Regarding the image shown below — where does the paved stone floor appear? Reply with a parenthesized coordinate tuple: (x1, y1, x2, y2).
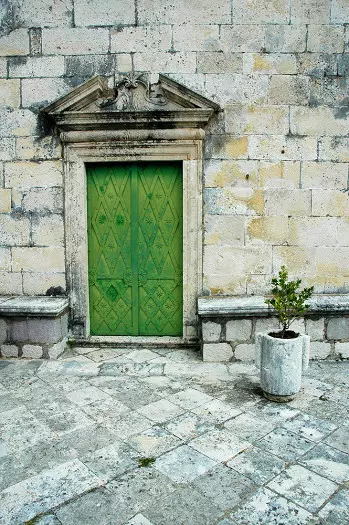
(0, 347, 348, 525)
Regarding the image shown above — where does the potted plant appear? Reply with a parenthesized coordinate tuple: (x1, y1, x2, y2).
(255, 266, 314, 402)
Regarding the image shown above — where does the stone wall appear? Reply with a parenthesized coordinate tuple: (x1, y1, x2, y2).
(202, 315, 349, 362)
(0, 0, 349, 300)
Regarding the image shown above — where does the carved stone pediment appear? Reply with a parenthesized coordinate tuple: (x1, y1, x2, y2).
(42, 73, 220, 136)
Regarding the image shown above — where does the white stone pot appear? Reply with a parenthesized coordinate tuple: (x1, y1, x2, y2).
(255, 332, 310, 402)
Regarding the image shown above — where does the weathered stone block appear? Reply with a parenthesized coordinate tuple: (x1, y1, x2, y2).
(61, 313, 68, 338)
(336, 218, 349, 246)
(29, 28, 42, 56)
(255, 317, 281, 334)
(265, 189, 311, 216)
(0, 29, 29, 57)
(312, 190, 349, 217)
(165, 73, 206, 96)
(291, 107, 349, 136)
(0, 272, 22, 295)
(202, 342, 233, 362)
(137, 0, 231, 24)
(27, 318, 64, 344)
(226, 319, 252, 342)
(12, 0, 72, 27)
(233, 0, 290, 23)
(16, 136, 61, 161)
(220, 25, 265, 52)
(21, 78, 70, 108)
(0, 248, 10, 271)
(306, 318, 325, 341)
(204, 215, 245, 246)
(310, 76, 349, 107)
(335, 341, 349, 358)
(115, 54, 133, 73)
(42, 28, 109, 55)
(204, 272, 247, 295)
(265, 25, 306, 52)
(205, 136, 248, 160)
(247, 274, 273, 296)
(65, 55, 115, 78)
(205, 74, 268, 105)
(111, 26, 171, 53)
(173, 25, 220, 52)
(0, 215, 30, 246)
(273, 246, 317, 276)
(301, 162, 348, 189)
(234, 343, 255, 361)
(10, 319, 28, 342)
(290, 318, 306, 334)
(0, 80, 20, 108)
(133, 52, 196, 74)
(259, 161, 300, 189)
(9, 56, 65, 78)
(248, 135, 317, 161)
(0, 58, 6, 77)
(1, 344, 19, 357)
(197, 53, 242, 74)
(268, 75, 309, 105)
(289, 217, 338, 246)
(5, 161, 62, 189)
(204, 187, 264, 216)
(22, 273, 66, 296)
(74, 0, 135, 25)
(0, 189, 11, 212)
(332, 0, 349, 23)
(12, 247, 65, 273)
(308, 25, 344, 53)
(319, 137, 349, 162)
(22, 344, 43, 359)
(291, 0, 330, 23)
(0, 109, 37, 138)
(316, 247, 349, 279)
(0, 319, 8, 344)
(225, 105, 289, 135)
(310, 342, 331, 359)
(32, 214, 64, 247)
(298, 53, 337, 77)
(22, 188, 63, 213)
(0, 138, 16, 160)
(204, 245, 271, 276)
(246, 216, 289, 245)
(48, 338, 68, 359)
(243, 53, 297, 75)
(202, 321, 221, 342)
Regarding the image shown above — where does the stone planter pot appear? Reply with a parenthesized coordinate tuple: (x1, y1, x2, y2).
(255, 332, 310, 402)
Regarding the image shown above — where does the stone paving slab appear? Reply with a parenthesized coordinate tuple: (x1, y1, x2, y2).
(0, 351, 348, 524)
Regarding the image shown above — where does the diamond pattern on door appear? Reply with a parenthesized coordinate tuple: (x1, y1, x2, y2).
(87, 162, 183, 336)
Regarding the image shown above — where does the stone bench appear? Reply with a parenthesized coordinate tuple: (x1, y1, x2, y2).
(198, 295, 349, 362)
(0, 296, 69, 359)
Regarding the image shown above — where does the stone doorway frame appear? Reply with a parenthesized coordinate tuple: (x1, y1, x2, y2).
(43, 74, 219, 345)
(65, 135, 203, 344)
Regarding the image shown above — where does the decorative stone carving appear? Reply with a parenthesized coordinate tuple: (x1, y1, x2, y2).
(42, 73, 220, 135)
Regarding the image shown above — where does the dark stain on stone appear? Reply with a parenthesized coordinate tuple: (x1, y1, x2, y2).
(35, 111, 55, 138)
(333, 105, 349, 119)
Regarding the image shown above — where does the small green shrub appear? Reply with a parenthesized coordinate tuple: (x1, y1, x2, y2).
(265, 266, 314, 338)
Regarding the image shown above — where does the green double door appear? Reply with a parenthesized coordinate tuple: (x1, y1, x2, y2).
(87, 162, 183, 336)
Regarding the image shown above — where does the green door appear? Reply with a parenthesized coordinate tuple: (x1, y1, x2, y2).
(87, 162, 183, 336)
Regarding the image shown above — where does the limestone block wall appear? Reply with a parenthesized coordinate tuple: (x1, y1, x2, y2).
(0, 0, 349, 299)
(202, 315, 349, 362)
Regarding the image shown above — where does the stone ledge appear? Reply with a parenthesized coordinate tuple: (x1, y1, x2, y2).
(0, 296, 69, 317)
(198, 294, 349, 317)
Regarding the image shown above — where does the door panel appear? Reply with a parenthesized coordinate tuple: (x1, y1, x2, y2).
(87, 162, 183, 336)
